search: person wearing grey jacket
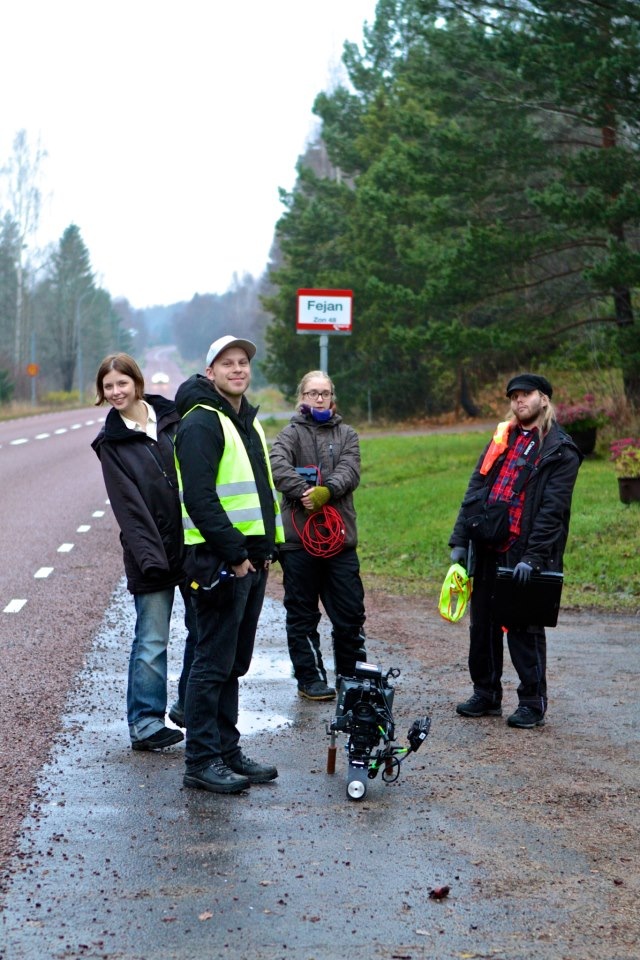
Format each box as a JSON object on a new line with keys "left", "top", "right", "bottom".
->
{"left": 269, "top": 370, "right": 367, "bottom": 701}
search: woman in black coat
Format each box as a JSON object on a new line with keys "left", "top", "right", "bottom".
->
{"left": 92, "top": 353, "right": 195, "bottom": 750}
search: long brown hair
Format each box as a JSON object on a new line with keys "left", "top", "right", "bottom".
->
{"left": 94, "top": 354, "right": 145, "bottom": 405}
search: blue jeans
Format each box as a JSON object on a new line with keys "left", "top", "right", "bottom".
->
{"left": 128, "top": 588, "right": 182, "bottom": 742}
{"left": 184, "top": 567, "right": 268, "bottom": 773}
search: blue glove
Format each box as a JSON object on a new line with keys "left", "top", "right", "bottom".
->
{"left": 450, "top": 546, "right": 467, "bottom": 568}
{"left": 513, "top": 562, "right": 533, "bottom": 583}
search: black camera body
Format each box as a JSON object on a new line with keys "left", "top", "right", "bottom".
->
{"left": 327, "top": 661, "right": 431, "bottom": 801}
{"left": 333, "top": 661, "right": 396, "bottom": 758}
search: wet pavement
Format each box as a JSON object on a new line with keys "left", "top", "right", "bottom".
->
{"left": 0, "top": 585, "right": 444, "bottom": 960}
{"left": 0, "top": 583, "right": 638, "bottom": 960}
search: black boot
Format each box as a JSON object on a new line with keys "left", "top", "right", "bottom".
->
{"left": 333, "top": 635, "right": 367, "bottom": 680}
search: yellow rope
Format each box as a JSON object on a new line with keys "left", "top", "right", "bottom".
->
{"left": 438, "top": 563, "right": 472, "bottom": 623}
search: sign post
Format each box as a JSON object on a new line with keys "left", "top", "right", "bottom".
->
{"left": 26, "top": 362, "right": 40, "bottom": 407}
{"left": 296, "top": 289, "right": 353, "bottom": 375}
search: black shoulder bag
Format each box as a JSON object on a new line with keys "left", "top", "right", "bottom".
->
{"left": 460, "top": 435, "right": 538, "bottom": 545}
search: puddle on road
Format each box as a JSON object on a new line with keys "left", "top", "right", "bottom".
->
{"left": 169, "top": 642, "right": 295, "bottom": 737}
{"left": 237, "top": 708, "right": 291, "bottom": 734}
{"left": 245, "top": 647, "right": 293, "bottom": 680}
{"left": 240, "top": 645, "right": 293, "bottom": 734}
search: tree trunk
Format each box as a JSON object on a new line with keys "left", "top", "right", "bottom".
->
{"left": 459, "top": 366, "right": 481, "bottom": 418}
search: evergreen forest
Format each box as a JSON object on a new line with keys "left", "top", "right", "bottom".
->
{"left": 1, "top": 0, "right": 639, "bottom": 419}
{"left": 264, "top": 0, "right": 640, "bottom": 419}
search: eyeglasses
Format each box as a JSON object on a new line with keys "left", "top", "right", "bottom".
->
{"left": 303, "top": 390, "right": 333, "bottom": 400}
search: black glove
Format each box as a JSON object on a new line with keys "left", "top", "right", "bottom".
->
{"left": 513, "top": 561, "right": 533, "bottom": 583}
{"left": 450, "top": 546, "right": 467, "bottom": 567}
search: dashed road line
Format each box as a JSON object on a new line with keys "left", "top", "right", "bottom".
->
{"left": 1, "top": 415, "right": 105, "bottom": 453}
{"left": 2, "top": 503, "right": 108, "bottom": 614}
{"left": 4, "top": 599, "right": 27, "bottom": 613}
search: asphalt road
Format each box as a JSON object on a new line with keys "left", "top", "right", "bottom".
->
{"left": 0, "top": 409, "right": 638, "bottom": 960}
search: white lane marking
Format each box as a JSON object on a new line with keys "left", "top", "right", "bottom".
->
{"left": 35, "top": 567, "right": 54, "bottom": 578}
{"left": 4, "top": 599, "right": 27, "bottom": 613}
{"left": 57, "top": 543, "right": 74, "bottom": 552}
{"left": 77, "top": 525, "right": 91, "bottom": 533}
{"left": 3, "top": 418, "right": 102, "bottom": 449}
{"left": 92, "top": 510, "right": 105, "bottom": 517}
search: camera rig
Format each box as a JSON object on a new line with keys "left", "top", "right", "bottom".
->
{"left": 326, "top": 661, "right": 431, "bottom": 801}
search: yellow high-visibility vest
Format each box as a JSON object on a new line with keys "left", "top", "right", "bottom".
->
{"left": 176, "top": 404, "right": 284, "bottom": 545}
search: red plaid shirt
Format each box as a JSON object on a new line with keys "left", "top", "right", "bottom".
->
{"left": 487, "top": 427, "right": 539, "bottom": 551}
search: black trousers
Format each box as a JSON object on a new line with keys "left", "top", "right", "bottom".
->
{"left": 468, "top": 548, "right": 547, "bottom": 713}
{"left": 279, "top": 547, "right": 366, "bottom": 685}
{"left": 184, "top": 567, "right": 268, "bottom": 773}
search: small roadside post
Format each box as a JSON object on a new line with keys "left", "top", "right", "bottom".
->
{"left": 296, "top": 288, "right": 353, "bottom": 375}
{"left": 26, "top": 362, "right": 40, "bottom": 407}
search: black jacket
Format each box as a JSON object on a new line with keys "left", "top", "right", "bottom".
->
{"left": 449, "top": 421, "right": 583, "bottom": 572}
{"left": 174, "top": 374, "right": 276, "bottom": 567}
{"left": 91, "top": 394, "right": 186, "bottom": 594}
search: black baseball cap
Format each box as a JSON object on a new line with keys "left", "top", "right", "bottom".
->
{"left": 506, "top": 373, "right": 553, "bottom": 398}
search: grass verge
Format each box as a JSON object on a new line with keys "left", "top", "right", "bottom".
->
{"left": 354, "top": 432, "right": 639, "bottom": 614}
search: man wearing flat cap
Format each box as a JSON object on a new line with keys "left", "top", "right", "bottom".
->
{"left": 448, "top": 372, "right": 582, "bottom": 729}
{"left": 173, "top": 335, "right": 284, "bottom": 793}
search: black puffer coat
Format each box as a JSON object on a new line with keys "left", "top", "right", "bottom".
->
{"left": 91, "top": 394, "right": 185, "bottom": 594}
{"left": 269, "top": 409, "right": 361, "bottom": 551}
{"left": 449, "top": 421, "right": 583, "bottom": 572}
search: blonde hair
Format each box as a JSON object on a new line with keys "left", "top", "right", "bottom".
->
{"left": 95, "top": 353, "right": 145, "bottom": 405}
{"left": 295, "top": 370, "right": 336, "bottom": 410}
{"left": 506, "top": 392, "right": 556, "bottom": 440}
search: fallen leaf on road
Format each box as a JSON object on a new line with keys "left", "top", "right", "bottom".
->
{"left": 428, "top": 885, "right": 450, "bottom": 900}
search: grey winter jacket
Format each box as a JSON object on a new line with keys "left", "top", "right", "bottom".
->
{"left": 269, "top": 411, "right": 361, "bottom": 551}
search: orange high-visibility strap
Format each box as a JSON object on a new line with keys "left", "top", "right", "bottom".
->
{"left": 480, "top": 420, "right": 512, "bottom": 475}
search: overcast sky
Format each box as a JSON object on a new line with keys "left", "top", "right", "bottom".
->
{"left": 1, "top": 0, "right": 378, "bottom": 309}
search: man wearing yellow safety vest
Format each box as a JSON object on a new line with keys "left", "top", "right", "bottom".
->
{"left": 174, "top": 335, "right": 284, "bottom": 794}
{"left": 448, "top": 373, "right": 582, "bottom": 730}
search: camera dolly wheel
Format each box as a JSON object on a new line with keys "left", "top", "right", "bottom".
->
{"left": 346, "top": 764, "right": 368, "bottom": 800}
